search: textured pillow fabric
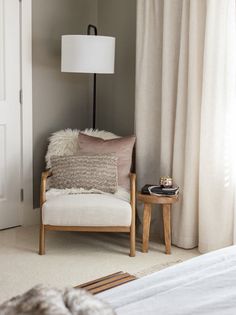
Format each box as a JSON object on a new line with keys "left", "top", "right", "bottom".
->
{"left": 78, "top": 133, "right": 136, "bottom": 190}
{"left": 50, "top": 155, "right": 118, "bottom": 193}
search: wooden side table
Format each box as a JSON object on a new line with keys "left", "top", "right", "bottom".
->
{"left": 138, "top": 193, "right": 179, "bottom": 254}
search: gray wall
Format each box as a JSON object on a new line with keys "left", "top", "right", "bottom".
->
{"left": 32, "top": 0, "right": 97, "bottom": 207}
{"left": 97, "top": 0, "right": 136, "bottom": 136}
{"left": 32, "top": 0, "right": 136, "bottom": 208}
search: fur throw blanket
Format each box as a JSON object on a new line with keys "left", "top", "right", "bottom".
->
{"left": 0, "top": 285, "right": 115, "bottom": 315}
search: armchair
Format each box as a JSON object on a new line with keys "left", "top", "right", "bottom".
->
{"left": 39, "top": 129, "right": 136, "bottom": 257}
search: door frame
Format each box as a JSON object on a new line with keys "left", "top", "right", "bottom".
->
{"left": 21, "top": 0, "right": 37, "bottom": 225}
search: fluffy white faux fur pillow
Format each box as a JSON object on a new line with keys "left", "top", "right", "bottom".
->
{"left": 0, "top": 285, "right": 115, "bottom": 315}
{"left": 45, "top": 129, "right": 119, "bottom": 169}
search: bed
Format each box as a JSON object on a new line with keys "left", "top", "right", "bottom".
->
{"left": 98, "top": 246, "right": 236, "bottom": 314}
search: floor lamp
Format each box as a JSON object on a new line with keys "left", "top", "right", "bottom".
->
{"left": 61, "top": 25, "right": 115, "bottom": 129}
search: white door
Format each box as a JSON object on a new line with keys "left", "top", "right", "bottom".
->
{"left": 0, "top": 0, "right": 21, "bottom": 229}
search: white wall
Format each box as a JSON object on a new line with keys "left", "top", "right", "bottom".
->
{"left": 97, "top": 0, "right": 137, "bottom": 136}
{"left": 32, "top": 0, "right": 97, "bottom": 207}
{"left": 32, "top": 0, "right": 136, "bottom": 209}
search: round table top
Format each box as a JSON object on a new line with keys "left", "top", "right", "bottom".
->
{"left": 137, "top": 192, "right": 179, "bottom": 205}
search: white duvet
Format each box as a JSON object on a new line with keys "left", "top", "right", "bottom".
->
{"left": 99, "top": 246, "right": 236, "bottom": 315}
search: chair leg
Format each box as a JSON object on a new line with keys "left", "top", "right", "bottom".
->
{"left": 129, "top": 224, "right": 136, "bottom": 257}
{"left": 39, "top": 224, "right": 45, "bottom": 255}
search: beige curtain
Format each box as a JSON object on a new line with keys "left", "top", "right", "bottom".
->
{"left": 135, "top": 0, "right": 236, "bottom": 253}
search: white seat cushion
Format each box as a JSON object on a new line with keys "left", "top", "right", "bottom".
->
{"left": 42, "top": 194, "right": 131, "bottom": 227}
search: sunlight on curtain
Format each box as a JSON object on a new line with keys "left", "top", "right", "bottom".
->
{"left": 135, "top": 0, "right": 236, "bottom": 252}
{"left": 198, "top": 0, "right": 236, "bottom": 252}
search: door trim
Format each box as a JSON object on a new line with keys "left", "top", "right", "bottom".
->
{"left": 21, "top": 0, "right": 38, "bottom": 225}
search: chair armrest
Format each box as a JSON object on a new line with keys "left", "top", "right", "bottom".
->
{"left": 40, "top": 170, "right": 52, "bottom": 208}
{"left": 129, "top": 173, "right": 136, "bottom": 213}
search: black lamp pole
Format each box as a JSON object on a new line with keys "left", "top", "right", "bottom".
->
{"left": 87, "top": 24, "right": 97, "bottom": 129}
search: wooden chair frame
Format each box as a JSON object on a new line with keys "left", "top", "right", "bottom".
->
{"left": 39, "top": 171, "right": 136, "bottom": 257}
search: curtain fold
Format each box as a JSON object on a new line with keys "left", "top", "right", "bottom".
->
{"left": 135, "top": 0, "right": 236, "bottom": 253}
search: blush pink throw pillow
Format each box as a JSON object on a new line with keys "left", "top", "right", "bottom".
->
{"left": 78, "top": 132, "right": 135, "bottom": 190}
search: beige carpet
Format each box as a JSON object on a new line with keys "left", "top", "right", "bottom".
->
{"left": 0, "top": 225, "right": 199, "bottom": 303}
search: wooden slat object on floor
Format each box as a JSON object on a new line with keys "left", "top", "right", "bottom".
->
{"left": 75, "top": 271, "right": 136, "bottom": 294}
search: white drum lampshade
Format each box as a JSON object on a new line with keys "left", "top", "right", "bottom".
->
{"left": 61, "top": 35, "right": 115, "bottom": 74}
{"left": 61, "top": 27, "right": 115, "bottom": 130}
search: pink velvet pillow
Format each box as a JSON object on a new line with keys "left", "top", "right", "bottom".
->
{"left": 78, "top": 133, "right": 135, "bottom": 190}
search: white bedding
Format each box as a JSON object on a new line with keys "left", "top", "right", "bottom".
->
{"left": 99, "top": 246, "right": 236, "bottom": 314}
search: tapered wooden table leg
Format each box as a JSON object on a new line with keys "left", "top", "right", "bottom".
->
{"left": 163, "top": 204, "right": 171, "bottom": 254}
{"left": 142, "top": 203, "right": 152, "bottom": 253}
